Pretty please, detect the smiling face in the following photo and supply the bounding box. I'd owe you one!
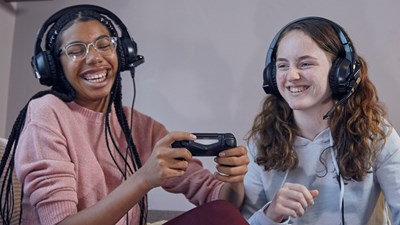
[59,20,118,112]
[275,30,334,117]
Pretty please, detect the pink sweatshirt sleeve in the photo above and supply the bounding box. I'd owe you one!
[162,159,224,206]
[131,109,225,205]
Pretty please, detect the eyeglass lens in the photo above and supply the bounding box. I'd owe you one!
[65,36,117,61]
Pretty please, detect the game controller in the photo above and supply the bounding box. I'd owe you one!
[172,133,237,156]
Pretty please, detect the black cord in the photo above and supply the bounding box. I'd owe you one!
[104,115,133,178]
[126,67,137,178]
[129,67,148,225]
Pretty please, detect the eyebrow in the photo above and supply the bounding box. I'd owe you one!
[65,34,110,46]
[276,55,318,62]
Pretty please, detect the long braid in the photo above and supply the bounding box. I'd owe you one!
[1,10,90,225]
[112,75,147,225]
[0,86,75,224]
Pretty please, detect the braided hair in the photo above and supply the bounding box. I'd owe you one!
[0,8,146,225]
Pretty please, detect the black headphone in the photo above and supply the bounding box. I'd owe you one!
[31,4,145,86]
[263,16,361,100]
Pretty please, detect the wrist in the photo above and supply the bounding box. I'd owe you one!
[264,204,286,223]
[129,169,155,192]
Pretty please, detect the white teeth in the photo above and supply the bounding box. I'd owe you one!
[84,71,107,83]
[290,86,306,93]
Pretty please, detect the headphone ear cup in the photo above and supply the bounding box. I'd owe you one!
[263,63,279,95]
[329,57,352,99]
[32,50,58,86]
[117,36,138,71]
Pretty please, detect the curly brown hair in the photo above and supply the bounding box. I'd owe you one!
[246,18,389,181]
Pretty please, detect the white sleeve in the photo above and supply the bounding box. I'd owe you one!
[247,203,290,225]
[375,127,400,224]
[241,143,289,225]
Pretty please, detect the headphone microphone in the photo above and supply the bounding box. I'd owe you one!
[129,55,145,69]
[323,69,361,120]
[323,97,348,120]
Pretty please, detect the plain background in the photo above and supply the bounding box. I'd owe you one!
[1,0,400,211]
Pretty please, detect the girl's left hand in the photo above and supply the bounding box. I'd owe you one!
[213,146,249,183]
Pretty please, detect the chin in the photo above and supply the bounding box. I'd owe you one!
[287,102,308,111]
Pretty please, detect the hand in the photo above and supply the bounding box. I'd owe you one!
[266,183,319,222]
[137,131,195,190]
[213,146,249,183]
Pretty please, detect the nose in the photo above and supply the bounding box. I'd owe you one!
[85,44,103,63]
[286,67,301,81]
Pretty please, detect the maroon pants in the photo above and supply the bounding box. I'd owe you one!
[163,200,249,225]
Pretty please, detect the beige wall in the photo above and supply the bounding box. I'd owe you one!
[3,0,400,211]
[0,2,16,138]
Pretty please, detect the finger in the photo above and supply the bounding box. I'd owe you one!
[310,189,319,197]
[165,148,193,161]
[310,189,319,203]
[169,158,190,170]
[155,158,189,179]
[275,192,307,218]
[270,195,299,219]
[286,201,305,217]
[284,183,315,203]
[218,146,247,157]
[216,164,248,177]
[215,154,250,167]
[157,131,196,147]
[160,167,186,179]
[146,162,186,181]
[215,146,249,168]
[282,183,313,208]
[170,131,197,144]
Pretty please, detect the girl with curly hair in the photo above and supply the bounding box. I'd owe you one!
[241,17,400,225]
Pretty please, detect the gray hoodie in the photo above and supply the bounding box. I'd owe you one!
[241,127,400,225]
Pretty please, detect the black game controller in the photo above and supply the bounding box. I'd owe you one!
[172,133,237,156]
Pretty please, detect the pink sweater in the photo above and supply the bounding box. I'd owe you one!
[15,94,223,225]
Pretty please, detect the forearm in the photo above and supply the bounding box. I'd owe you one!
[218,182,245,208]
[57,173,152,225]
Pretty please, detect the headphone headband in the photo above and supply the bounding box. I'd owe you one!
[34,5,130,50]
[265,16,357,68]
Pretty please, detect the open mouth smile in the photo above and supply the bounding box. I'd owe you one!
[83,70,108,83]
[289,86,309,93]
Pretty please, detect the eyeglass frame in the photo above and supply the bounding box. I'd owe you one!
[58,35,118,62]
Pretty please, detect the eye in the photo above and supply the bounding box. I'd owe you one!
[66,44,86,57]
[95,37,115,51]
[276,63,289,71]
[300,61,313,68]
[97,42,111,50]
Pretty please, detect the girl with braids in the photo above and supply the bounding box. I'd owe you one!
[240,17,400,225]
[0,5,249,225]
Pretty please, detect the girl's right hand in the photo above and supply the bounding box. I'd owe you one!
[137,131,196,190]
[265,182,319,222]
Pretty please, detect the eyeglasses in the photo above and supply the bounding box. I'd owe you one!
[59,36,117,62]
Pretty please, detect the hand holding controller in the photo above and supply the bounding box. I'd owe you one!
[172,133,237,156]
